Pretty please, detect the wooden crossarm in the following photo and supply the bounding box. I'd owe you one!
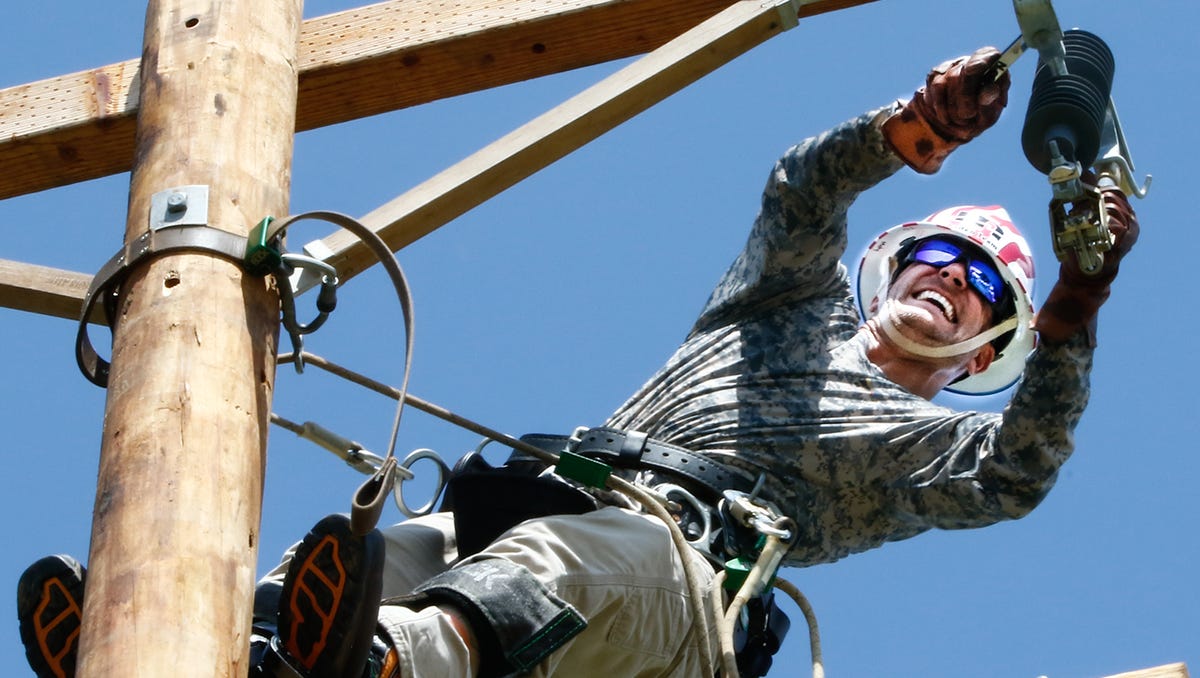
[0,258,96,323]
[0,0,876,320]
[298,0,856,291]
[1103,663,1191,678]
[0,0,739,200]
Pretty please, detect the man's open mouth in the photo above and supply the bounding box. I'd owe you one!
[915,290,956,323]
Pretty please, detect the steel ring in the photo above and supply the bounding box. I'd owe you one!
[392,448,451,518]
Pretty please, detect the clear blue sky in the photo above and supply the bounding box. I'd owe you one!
[2,1,1195,676]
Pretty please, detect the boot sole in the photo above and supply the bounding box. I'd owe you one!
[278,514,384,678]
[17,555,86,678]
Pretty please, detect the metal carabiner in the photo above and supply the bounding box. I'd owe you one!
[723,488,794,542]
[750,514,794,541]
[279,252,339,335]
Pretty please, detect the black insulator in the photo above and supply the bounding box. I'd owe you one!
[1021,30,1116,173]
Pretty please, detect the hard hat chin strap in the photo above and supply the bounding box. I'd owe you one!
[877,299,1020,359]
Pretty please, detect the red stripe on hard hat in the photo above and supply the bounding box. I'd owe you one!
[997,241,1034,278]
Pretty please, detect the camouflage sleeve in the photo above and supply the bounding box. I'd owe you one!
[692,105,906,334]
[888,331,1095,529]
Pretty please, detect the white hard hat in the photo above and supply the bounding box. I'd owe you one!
[856,205,1037,395]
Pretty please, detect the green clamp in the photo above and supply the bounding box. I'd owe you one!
[556,450,612,489]
[245,216,283,276]
[723,552,776,593]
[723,557,753,592]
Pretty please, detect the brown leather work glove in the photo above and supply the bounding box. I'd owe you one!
[883,47,1010,174]
[1034,183,1140,345]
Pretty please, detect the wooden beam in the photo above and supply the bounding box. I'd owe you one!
[0,258,96,322]
[0,0,876,322]
[298,0,818,290]
[292,0,736,131]
[0,0,872,201]
[1103,664,1190,678]
[75,0,299,674]
[0,60,140,201]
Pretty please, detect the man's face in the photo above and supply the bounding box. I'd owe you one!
[883,258,996,347]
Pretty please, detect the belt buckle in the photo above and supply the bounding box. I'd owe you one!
[566,426,590,452]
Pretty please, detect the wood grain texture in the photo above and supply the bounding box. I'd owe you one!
[74,1,299,675]
[0,0,877,199]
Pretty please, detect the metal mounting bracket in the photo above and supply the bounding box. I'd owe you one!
[149,185,210,231]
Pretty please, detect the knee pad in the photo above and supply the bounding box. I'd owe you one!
[387,558,587,677]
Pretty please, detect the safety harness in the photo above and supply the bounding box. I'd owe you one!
[442,426,795,677]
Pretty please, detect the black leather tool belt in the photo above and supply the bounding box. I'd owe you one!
[444,427,759,560]
[521,427,757,505]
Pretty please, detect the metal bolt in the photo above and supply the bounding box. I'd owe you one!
[166,192,188,213]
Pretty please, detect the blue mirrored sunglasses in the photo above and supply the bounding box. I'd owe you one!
[906,238,1006,305]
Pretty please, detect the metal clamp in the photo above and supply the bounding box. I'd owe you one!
[75,186,252,387]
[76,188,349,386]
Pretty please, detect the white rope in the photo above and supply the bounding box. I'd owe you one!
[609,475,717,675]
[877,299,1018,359]
[710,533,825,678]
[773,578,824,678]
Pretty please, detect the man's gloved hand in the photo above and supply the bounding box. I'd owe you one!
[1034,183,1140,345]
[883,47,1010,174]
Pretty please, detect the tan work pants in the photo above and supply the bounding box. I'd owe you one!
[372,506,720,677]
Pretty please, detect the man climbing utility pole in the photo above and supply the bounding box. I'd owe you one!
[70,1,301,675]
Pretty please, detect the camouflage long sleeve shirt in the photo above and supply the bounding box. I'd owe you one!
[604,107,1094,567]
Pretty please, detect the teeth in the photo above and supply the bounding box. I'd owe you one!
[916,290,956,322]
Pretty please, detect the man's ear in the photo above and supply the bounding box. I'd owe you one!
[868,295,880,315]
[965,343,996,375]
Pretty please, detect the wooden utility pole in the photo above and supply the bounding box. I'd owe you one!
[74,0,301,675]
[0,2,1186,678]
